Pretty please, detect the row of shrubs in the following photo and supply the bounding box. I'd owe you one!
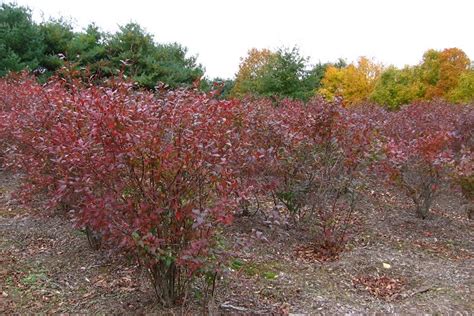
[0,72,472,306]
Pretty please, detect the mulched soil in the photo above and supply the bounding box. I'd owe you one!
[1,170,473,314]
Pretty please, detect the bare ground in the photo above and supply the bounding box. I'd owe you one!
[1,170,473,314]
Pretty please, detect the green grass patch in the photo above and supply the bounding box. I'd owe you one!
[229,258,280,280]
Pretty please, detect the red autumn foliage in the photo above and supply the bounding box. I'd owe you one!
[0,73,248,305]
[0,72,472,306]
[353,275,406,300]
[452,109,474,218]
[381,101,468,218]
[241,98,380,256]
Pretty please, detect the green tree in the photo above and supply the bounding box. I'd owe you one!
[0,3,44,76]
[105,23,203,88]
[231,47,320,101]
[307,62,329,91]
[370,66,425,110]
[419,49,441,88]
[38,18,75,75]
[258,47,315,100]
[152,43,204,88]
[105,23,158,81]
[67,24,108,76]
[448,69,474,104]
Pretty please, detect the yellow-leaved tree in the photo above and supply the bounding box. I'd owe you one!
[448,69,474,104]
[318,57,383,106]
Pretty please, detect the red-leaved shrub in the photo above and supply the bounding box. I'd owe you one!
[1,72,472,306]
[382,101,465,219]
[244,97,379,257]
[0,73,246,305]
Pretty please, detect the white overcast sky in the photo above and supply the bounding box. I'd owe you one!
[6,0,474,79]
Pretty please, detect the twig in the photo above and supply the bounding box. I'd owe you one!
[220,302,248,312]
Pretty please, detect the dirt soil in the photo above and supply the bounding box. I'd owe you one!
[1,170,473,314]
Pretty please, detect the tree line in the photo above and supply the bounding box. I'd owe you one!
[1,3,473,107]
[0,3,203,88]
[231,48,473,108]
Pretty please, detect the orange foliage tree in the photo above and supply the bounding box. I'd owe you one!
[422,48,470,99]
